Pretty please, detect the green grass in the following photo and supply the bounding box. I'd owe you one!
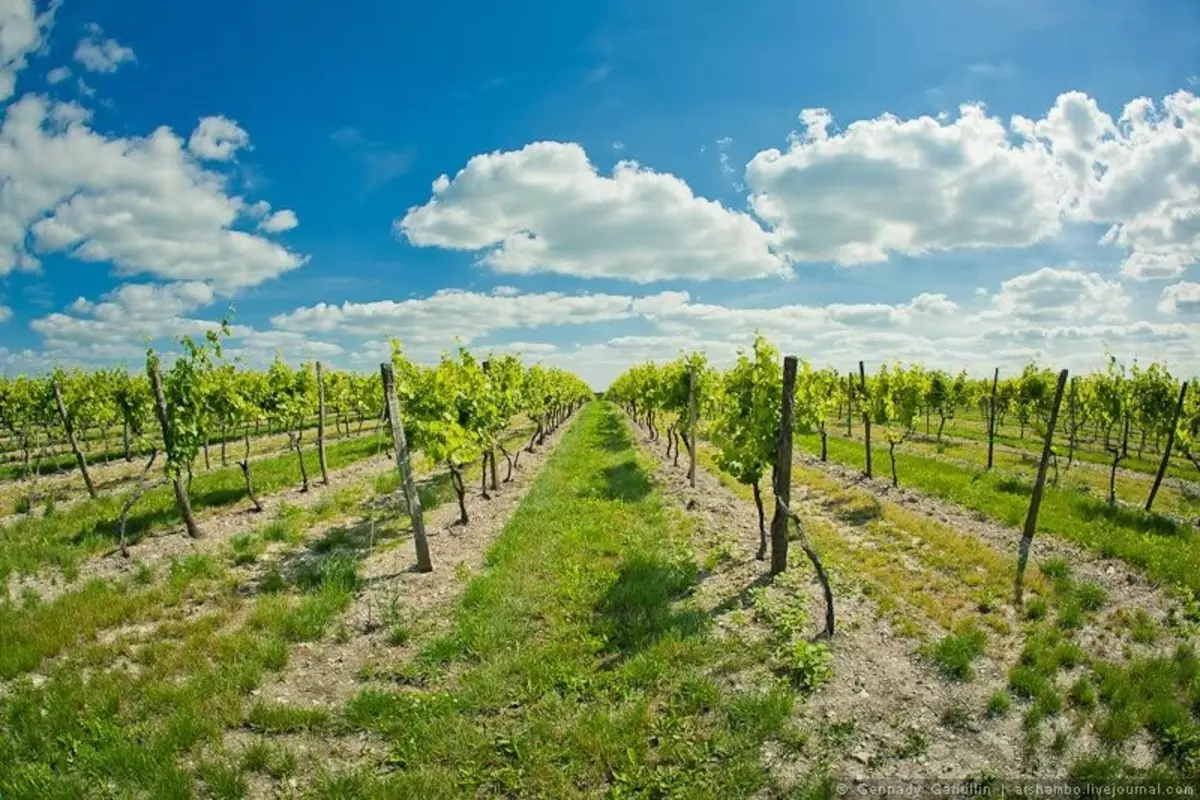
[316,403,797,797]
[0,552,357,797]
[799,433,1200,595]
[0,431,390,586]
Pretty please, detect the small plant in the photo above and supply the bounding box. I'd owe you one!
[925,624,987,681]
[1050,729,1070,755]
[893,729,928,759]
[260,568,285,594]
[776,640,834,692]
[986,690,1012,717]
[1024,596,1048,621]
[1040,557,1071,582]
[229,533,264,566]
[1069,677,1097,709]
[455,561,472,583]
[1129,609,1160,644]
[940,702,972,731]
[1074,582,1107,611]
[1056,599,1085,630]
[388,623,413,646]
[132,561,154,586]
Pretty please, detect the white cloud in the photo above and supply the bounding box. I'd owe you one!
[46,65,70,84]
[0,304,11,322]
[188,115,251,162]
[0,0,56,101]
[742,90,1200,280]
[746,102,1066,265]
[258,209,298,233]
[397,141,789,282]
[1158,281,1200,315]
[73,23,136,74]
[31,281,340,366]
[611,140,624,151]
[271,288,658,343]
[0,95,305,289]
[986,267,1130,324]
[1030,91,1200,280]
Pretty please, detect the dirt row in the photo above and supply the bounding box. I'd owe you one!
[625,418,1187,781]
[0,424,389,527]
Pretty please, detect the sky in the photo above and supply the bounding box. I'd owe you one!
[0,0,1198,388]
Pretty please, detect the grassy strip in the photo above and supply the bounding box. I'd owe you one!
[300,403,795,797]
[798,434,1200,596]
[861,431,1200,524]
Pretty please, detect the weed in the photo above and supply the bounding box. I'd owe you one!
[775,640,834,692]
[986,691,1012,717]
[925,625,987,681]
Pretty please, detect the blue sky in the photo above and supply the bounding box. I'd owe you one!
[0,0,1198,386]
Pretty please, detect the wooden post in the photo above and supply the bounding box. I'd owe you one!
[315,361,330,486]
[51,379,98,499]
[381,362,432,573]
[1146,381,1188,513]
[858,361,871,479]
[987,367,999,471]
[845,374,853,436]
[148,363,202,539]
[769,356,798,576]
[688,366,698,487]
[482,360,499,491]
[1014,368,1068,608]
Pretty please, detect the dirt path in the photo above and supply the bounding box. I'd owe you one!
[3,445,397,604]
[625,415,1190,782]
[802,452,1191,645]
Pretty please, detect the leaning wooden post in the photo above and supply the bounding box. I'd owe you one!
[858,361,872,479]
[769,356,798,576]
[987,367,999,471]
[51,379,98,499]
[381,362,432,573]
[1014,368,1068,608]
[688,366,698,487]
[315,361,330,486]
[1146,381,1188,513]
[482,360,499,492]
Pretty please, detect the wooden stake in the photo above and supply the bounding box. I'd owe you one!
[858,361,871,479]
[987,367,999,471]
[688,366,698,487]
[769,356,798,575]
[1146,381,1188,513]
[381,362,432,573]
[315,361,330,486]
[1014,368,1068,608]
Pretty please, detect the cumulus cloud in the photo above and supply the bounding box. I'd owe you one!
[74,23,136,73]
[1,0,56,101]
[0,304,11,322]
[46,65,70,84]
[258,209,298,233]
[745,103,1066,265]
[270,288,660,343]
[0,96,305,289]
[188,116,251,162]
[744,90,1200,280]
[32,281,340,366]
[397,141,789,282]
[1158,281,1200,315]
[986,267,1130,324]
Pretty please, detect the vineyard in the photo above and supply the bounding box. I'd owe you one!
[2,330,1200,795]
